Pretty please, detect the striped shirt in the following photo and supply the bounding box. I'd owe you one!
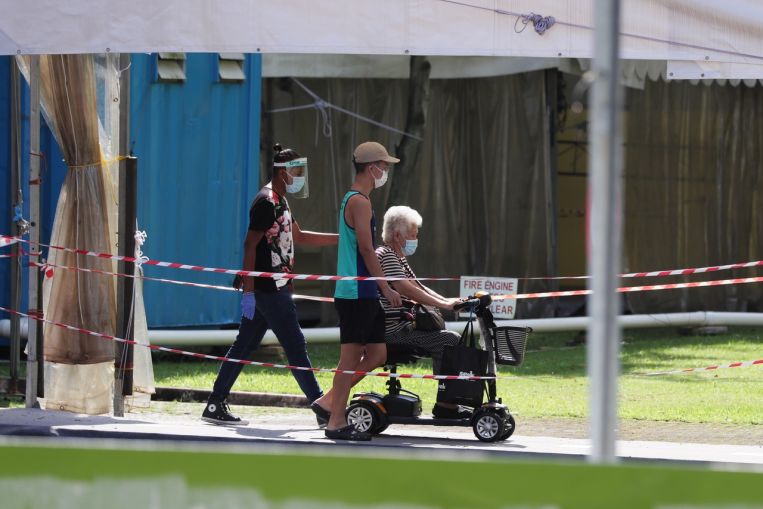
[376,245,416,336]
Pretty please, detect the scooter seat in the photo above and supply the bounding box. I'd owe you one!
[384,343,430,368]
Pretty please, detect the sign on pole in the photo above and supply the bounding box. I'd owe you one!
[459,276,518,319]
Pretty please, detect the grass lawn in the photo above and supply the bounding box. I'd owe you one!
[149,326,763,425]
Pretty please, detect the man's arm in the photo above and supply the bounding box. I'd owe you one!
[347,196,402,307]
[292,220,338,246]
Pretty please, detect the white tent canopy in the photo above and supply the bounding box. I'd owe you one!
[3,0,763,78]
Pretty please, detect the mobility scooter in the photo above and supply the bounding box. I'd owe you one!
[345,292,531,442]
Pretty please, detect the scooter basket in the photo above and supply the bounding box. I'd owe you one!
[490,326,532,366]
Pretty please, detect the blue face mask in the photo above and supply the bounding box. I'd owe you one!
[403,239,418,256]
[286,176,305,194]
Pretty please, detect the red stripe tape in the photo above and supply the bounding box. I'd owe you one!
[6,234,763,283]
[29,259,763,304]
[644,358,763,376]
[0,305,498,381]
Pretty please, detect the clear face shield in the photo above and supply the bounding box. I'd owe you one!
[274,157,309,199]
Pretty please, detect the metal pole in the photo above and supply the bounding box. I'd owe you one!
[25,55,41,408]
[114,53,132,417]
[587,0,623,463]
[115,157,136,415]
[9,58,22,394]
[544,69,560,315]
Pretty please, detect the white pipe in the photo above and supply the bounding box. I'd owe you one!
[4,311,763,347]
[145,327,343,347]
[0,319,29,339]
[496,311,763,331]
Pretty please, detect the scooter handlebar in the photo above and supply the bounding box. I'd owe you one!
[452,298,479,311]
[453,293,493,311]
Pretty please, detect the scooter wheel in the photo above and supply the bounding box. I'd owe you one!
[499,414,516,441]
[346,402,388,435]
[472,409,505,442]
[372,420,390,435]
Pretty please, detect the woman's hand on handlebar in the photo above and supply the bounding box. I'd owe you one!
[452,296,481,311]
[443,297,463,310]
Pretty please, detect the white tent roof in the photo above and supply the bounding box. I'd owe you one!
[3,0,763,78]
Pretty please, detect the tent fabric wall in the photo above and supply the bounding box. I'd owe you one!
[266,71,557,319]
[130,53,262,327]
[624,79,763,313]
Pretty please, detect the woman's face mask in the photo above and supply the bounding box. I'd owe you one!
[403,239,418,256]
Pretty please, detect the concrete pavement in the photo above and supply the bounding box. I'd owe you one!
[1,407,762,466]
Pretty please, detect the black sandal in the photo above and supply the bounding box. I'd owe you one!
[310,402,331,428]
[324,424,371,441]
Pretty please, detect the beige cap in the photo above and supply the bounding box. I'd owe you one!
[352,141,400,164]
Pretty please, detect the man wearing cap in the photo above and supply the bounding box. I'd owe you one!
[312,141,403,441]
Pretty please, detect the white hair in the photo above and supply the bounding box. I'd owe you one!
[382,206,423,244]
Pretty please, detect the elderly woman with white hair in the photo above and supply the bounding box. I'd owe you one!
[376,205,469,419]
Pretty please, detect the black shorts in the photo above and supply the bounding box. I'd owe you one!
[334,298,386,345]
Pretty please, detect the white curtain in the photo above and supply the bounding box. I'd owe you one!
[18,54,153,414]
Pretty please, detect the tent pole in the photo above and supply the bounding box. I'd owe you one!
[114,53,133,417]
[115,156,136,414]
[587,0,624,463]
[25,55,41,408]
[9,58,22,395]
[544,69,560,314]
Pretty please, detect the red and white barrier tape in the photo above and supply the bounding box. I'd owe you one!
[0,235,455,282]
[620,261,763,279]
[518,260,763,280]
[5,234,763,283]
[0,305,499,381]
[27,260,337,302]
[26,260,763,303]
[489,275,763,302]
[0,237,18,248]
[0,247,39,259]
[643,358,763,376]
[28,260,240,292]
[4,301,759,379]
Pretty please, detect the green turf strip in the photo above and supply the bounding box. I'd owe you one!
[1,444,762,509]
[150,326,763,425]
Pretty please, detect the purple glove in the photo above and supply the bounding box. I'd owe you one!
[241,292,256,320]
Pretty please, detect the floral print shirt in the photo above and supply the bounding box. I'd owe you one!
[248,186,294,292]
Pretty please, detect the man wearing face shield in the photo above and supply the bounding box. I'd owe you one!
[202,144,338,427]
